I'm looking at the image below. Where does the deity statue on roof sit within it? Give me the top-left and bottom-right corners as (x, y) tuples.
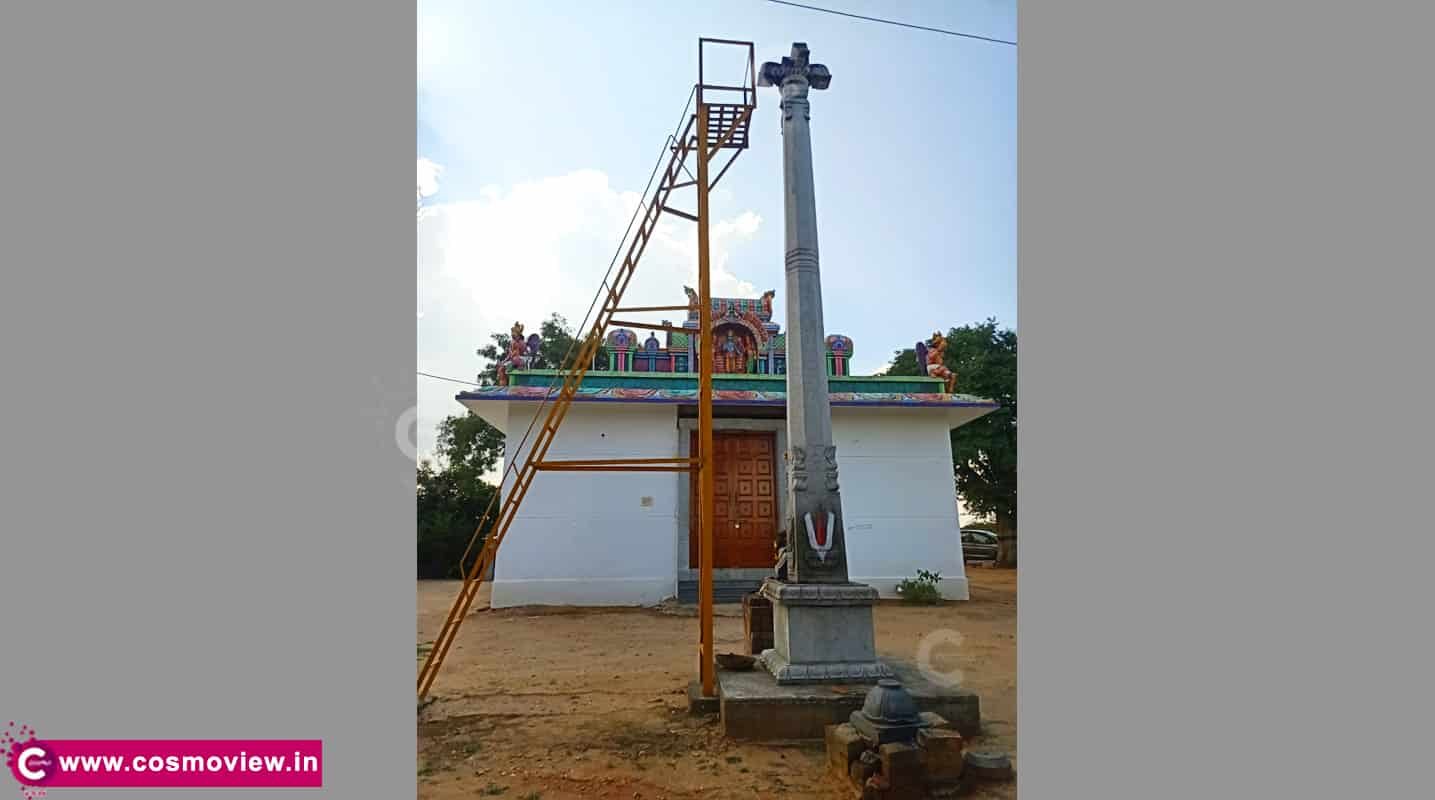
(715, 329), (749, 373)
(760, 289), (776, 317)
(496, 321), (531, 387)
(924, 330), (957, 393)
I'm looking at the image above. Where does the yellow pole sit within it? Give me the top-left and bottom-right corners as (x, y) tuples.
(696, 102), (716, 698)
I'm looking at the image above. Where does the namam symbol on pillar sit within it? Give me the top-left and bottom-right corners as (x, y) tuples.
(804, 510), (836, 562)
(925, 330), (957, 393)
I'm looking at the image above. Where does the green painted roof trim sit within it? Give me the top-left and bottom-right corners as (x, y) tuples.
(509, 369), (942, 394)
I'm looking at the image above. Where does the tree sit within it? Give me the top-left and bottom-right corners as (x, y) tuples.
(435, 412), (505, 479)
(887, 319), (1018, 565)
(417, 457), (496, 579)
(416, 412), (507, 579)
(474, 312), (609, 385)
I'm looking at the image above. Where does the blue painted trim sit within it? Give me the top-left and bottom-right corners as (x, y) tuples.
(455, 391), (998, 409)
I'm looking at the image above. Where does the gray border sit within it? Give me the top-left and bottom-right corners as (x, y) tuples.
(0, 3), (414, 797)
(1023, 1), (1433, 797)
(4, 1), (1432, 797)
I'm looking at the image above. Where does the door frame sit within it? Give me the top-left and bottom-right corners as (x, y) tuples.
(687, 428), (779, 569)
(675, 417), (788, 583)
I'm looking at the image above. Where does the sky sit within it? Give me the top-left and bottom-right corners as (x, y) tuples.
(417, 0), (1016, 464)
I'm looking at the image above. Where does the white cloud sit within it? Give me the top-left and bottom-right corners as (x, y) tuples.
(416, 169), (764, 461)
(417, 157), (443, 202)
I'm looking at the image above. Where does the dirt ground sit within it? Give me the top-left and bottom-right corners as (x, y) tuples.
(417, 568), (1015, 799)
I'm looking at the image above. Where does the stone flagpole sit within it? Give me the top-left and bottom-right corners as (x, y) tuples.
(759, 43), (848, 584)
(758, 43), (892, 683)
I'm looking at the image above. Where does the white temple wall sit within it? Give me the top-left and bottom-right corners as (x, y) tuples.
(486, 402), (971, 606)
(489, 403), (680, 608)
(832, 407), (971, 601)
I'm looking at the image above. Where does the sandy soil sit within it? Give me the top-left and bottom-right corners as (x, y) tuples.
(417, 568), (1015, 799)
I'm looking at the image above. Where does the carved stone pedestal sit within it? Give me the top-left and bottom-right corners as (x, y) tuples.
(758, 578), (894, 684)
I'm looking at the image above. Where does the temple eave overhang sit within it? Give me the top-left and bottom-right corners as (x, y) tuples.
(456, 384), (999, 409)
(457, 383), (997, 436)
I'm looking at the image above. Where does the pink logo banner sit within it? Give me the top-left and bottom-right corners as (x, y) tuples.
(6, 738), (322, 790)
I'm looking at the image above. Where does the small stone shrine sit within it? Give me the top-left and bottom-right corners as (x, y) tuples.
(825, 681), (1012, 799)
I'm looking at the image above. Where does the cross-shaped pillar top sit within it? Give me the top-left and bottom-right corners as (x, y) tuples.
(759, 42), (832, 91)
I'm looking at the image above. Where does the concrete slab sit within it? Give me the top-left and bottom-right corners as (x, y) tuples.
(718, 658), (980, 741)
(686, 680), (720, 715)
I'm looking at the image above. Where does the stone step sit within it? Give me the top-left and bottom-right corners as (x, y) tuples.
(676, 579), (765, 604)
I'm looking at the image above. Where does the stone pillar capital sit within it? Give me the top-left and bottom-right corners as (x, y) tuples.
(758, 42), (832, 94)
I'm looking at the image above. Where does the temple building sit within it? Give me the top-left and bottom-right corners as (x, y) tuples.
(458, 288), (997, 608)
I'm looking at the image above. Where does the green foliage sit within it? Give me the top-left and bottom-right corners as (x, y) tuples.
(417, 455), (496, 579)
(474, 312), (609, 385)
(886, 319), (1017, 563)
(416, 321), (519, 580)
(896, 569), (943, 604)
(886, 346), (921, 376)
(435, 412), (505, 479)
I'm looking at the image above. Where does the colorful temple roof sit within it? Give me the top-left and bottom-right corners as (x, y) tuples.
(458, 381), (998, 409)
(473, 289), (999, 420)
(600, 287), (855, 377)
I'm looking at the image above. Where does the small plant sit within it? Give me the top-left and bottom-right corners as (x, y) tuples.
(895, 569), (943, 604)
(519, 793), (543, 800)
(480, 784), (508, 796)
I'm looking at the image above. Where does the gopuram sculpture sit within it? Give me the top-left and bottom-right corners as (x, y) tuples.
(495, 321), (535, 387)
(922, 330), (957, 393)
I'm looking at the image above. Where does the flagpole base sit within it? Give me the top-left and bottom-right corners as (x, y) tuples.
(757, 578), (892, 685)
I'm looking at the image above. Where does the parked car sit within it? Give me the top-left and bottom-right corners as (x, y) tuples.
(960, 529), (1000, 562)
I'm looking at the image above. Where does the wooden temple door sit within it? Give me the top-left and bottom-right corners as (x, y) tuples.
(690, 430), (778, 568)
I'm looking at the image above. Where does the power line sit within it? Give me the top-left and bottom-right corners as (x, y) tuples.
(764, 0), (1017, 46)
(419, 371), (483, 386)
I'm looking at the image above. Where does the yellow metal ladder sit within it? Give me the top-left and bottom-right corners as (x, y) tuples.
(418, 38), (756, 702)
